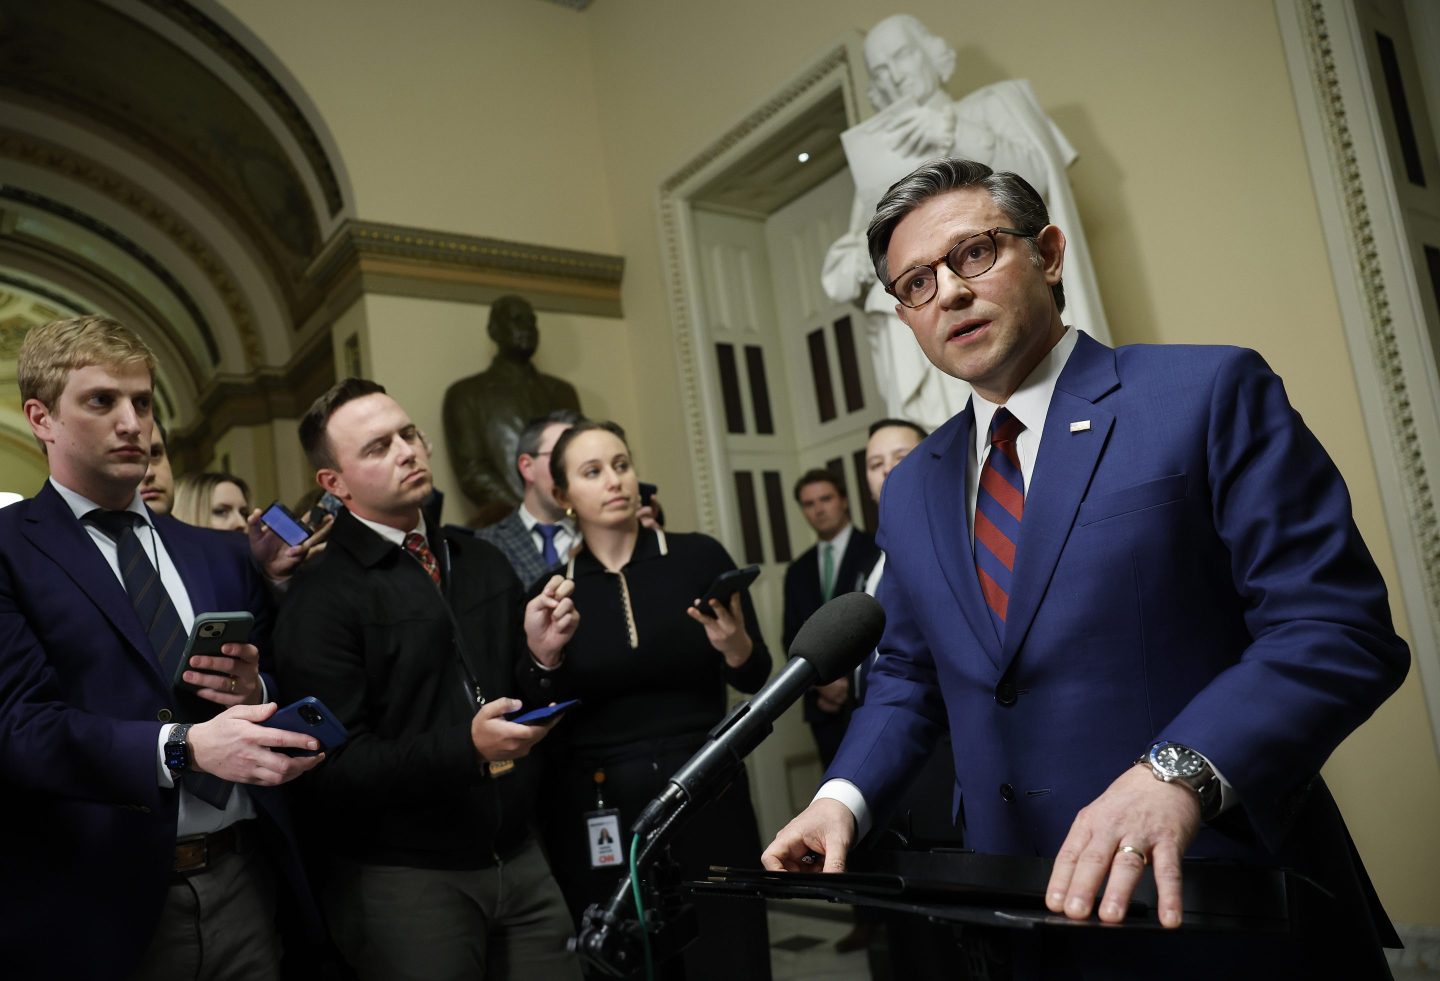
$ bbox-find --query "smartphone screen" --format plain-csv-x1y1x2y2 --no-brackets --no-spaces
261,501,311,547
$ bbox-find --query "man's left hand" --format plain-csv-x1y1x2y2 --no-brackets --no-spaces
526,574,578,666
184,641,263,706
1044,763,1202,928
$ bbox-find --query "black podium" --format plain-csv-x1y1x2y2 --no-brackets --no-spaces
692,847,1313,933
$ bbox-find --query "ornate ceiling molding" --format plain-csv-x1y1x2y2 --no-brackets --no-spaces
309,219,626,318
0,127,262,370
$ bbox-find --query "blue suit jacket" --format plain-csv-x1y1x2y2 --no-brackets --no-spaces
830,334,1407,949
0,482,311,978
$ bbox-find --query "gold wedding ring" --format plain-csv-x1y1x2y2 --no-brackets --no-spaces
228,676,237,694
1117,843,1147,865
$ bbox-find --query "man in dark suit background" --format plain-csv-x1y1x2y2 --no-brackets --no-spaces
477,409,580,589
764,159,1408,977
0,316,323,980
782,468,880,768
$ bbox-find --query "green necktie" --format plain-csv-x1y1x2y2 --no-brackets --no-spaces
821,542,836,601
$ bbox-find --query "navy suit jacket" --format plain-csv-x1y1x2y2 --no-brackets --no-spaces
830,335,1408,956
0,482,310,978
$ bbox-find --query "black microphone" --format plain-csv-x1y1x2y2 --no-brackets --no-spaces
631,591,885,836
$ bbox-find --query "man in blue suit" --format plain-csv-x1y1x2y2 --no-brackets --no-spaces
763,160,1409,977
0,316,323,979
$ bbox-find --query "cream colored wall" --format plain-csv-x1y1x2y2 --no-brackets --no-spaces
219,0,616,255
213,0,1440,924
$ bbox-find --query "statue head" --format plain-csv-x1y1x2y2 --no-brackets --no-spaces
487,295,539,360
864,15,956,110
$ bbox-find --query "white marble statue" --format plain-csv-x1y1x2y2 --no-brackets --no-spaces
822,14,1112,430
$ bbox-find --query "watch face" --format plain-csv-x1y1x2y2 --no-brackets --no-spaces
1154,744,1205,778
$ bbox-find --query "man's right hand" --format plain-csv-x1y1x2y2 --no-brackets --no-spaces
187,702,325,785
761,798,856,874
813,676,850,713
470,698,555,764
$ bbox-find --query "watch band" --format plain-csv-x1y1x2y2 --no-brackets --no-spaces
1137,741,1222,821
165,723,193,777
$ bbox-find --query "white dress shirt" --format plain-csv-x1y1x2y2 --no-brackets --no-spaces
51,478,257,835
518,503,578,563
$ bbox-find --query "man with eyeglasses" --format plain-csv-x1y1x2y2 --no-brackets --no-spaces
477,409,582,590
764,158,1407,977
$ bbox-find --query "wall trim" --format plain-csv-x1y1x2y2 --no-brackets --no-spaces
656,33,866,539
1277,0,1440,753
307,219,626,318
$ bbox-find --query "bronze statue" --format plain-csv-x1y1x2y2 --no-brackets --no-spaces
443,296,582,526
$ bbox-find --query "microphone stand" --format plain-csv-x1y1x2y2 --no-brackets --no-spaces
575,793,704,978
575,723,753,977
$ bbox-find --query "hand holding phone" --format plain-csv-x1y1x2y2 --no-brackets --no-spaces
260,500,313,548
504,699,581,725
174,612,254,694
692,565,761,618
262,696,348,757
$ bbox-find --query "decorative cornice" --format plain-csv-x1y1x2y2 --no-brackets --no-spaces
0,128,262,369
658,42,857,536
139,0,344,218
1296,0,1440,638
169,329,336,473
308,219,626,317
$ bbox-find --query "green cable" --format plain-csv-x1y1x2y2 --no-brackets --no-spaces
629,832,655,981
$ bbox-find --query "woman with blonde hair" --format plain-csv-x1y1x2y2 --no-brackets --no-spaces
172,472,251,532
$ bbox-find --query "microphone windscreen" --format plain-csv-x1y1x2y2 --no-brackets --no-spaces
788,592,886,683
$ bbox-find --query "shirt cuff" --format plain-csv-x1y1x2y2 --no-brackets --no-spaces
157,723,178,789
1196,749,1237,816
529,651,564,671
814,778,871,840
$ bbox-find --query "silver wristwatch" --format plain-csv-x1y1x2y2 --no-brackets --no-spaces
1136,740,1221,820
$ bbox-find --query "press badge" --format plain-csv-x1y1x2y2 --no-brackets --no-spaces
585,809,622,869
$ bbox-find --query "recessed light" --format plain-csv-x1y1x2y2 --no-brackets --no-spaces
797,152,811,164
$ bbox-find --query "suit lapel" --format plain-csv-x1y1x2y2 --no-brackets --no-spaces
1000,333,1120,672
22,484,165,681
923,402,1003,668
153,515,215,613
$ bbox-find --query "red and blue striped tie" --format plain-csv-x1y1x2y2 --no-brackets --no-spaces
975,409,1025,635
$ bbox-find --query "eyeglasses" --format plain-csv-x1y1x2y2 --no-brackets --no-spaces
884,227,1033,309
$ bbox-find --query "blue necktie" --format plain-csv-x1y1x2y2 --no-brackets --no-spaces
85,510,233,808
974,409,1026,637
536,523,560,567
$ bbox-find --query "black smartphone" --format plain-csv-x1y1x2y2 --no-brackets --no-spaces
639,482,658,507
173,611,254,692
262,696,349,757
693,565,761,617
261,500,312,547
504,699,581,725
306,491,344,528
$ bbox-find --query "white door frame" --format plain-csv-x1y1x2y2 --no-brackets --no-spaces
655,33,868,546
1277,0,1440,754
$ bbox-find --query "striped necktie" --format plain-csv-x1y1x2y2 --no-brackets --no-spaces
85,510,187,679
974,409,1026,635
85,509,233,808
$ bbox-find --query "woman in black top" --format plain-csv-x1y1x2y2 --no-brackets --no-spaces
522,420,773,980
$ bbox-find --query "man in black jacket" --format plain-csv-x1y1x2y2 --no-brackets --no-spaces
275,378,582,981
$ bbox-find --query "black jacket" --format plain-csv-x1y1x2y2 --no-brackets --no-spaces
275,507,540,869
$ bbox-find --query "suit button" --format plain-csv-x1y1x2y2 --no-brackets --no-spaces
1000,783,1016,803
157,709,173,723
994,682,1017,706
